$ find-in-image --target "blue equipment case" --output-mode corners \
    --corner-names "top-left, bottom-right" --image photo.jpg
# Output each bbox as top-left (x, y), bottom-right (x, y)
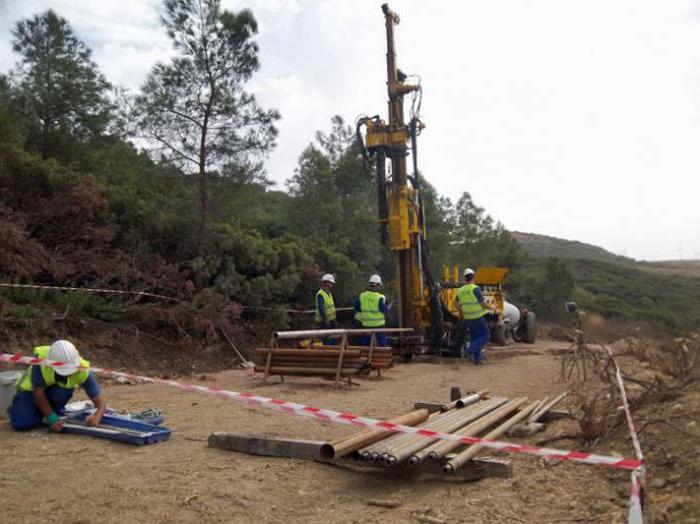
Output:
top-left (62, 413), bottom-right (172, 445)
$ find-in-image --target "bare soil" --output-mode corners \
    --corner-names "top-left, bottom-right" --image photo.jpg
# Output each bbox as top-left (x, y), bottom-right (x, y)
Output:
top-left (0, 337), bottom-right (696, 523)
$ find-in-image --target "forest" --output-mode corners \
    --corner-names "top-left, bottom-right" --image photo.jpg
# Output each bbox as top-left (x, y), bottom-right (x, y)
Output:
top-left (1, 2), bottom-right (694, 335)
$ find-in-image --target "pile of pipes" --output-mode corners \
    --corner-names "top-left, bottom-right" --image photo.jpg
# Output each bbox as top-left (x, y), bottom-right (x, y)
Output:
top-left (255, 348), bottom-right (368, 377)
top-left (318, 345), bottom-right (393, 371)
top-left (322, 390), bottom-right (566, 475)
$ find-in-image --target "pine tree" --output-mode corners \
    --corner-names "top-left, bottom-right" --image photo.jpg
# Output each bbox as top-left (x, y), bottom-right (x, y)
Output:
top-left (135, 0), bottom-right (279, 249)
top-left (12, 9), bottom-right (112, 159)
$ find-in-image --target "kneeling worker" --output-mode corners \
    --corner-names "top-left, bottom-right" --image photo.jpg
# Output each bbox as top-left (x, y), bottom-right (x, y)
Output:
top-left (355, 274), bottom-right (389, 347)
top-left (10, 340), bottom-right (106, 431)
top-left (455, 268), bottom-right (496, 365)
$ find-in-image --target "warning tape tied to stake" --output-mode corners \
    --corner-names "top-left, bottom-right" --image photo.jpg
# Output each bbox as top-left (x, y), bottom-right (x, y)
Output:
top-left (1, 352), bottom-right (642, 472)
top-left (606, 346), bottom-right (646, 524)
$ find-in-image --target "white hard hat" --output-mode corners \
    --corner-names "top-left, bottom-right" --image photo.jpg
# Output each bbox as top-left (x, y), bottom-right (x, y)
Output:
top-left (368, 274), bottom-right (382, 285)
top-left (321, 273), bottom-right (336, 284)
top-left (48, 340), bottom-right (81, 376)
top-left (463, 268), bottom-right (475, 278)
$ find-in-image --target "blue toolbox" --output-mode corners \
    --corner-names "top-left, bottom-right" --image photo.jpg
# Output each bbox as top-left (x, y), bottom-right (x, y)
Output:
top-left (62, 413), bottom-right (172, 445)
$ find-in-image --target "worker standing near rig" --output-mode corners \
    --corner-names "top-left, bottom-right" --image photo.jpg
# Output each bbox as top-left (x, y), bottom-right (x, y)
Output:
top-left (455, 269), bottom-right (495, 365)
top-left (9, 340), bottom-right (106, 431)
top-left (315, 274), bottom-right (337, 344)
top-left (355, 274), bottom-right (389, 347)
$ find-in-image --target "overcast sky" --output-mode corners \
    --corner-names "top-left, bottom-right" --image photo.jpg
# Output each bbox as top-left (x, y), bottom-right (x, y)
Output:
top-left (1, 0), bottom-right (699, 261)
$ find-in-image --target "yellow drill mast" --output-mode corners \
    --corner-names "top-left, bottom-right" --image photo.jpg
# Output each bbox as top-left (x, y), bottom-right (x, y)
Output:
top-left (358, 4), bottom-right (440, 352)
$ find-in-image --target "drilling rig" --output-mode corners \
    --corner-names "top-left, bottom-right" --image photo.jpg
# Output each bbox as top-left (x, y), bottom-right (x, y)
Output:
top-left (356, 4), bottom-right (537, 358)
top-left (356, 3), bottom-right (443, 357)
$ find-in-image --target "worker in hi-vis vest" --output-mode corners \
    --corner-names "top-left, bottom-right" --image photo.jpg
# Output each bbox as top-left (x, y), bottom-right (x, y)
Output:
top-left (9, 340), bottom-right (106, 431)
top-left (315, 273), bottom-right (337, 344)
top-left (354, 274), bottom-right (389, 347)
top-left (455, 268), bottom-right (496, 365)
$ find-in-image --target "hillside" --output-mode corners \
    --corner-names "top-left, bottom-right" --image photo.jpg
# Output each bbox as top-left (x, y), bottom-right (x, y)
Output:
top-left (511, 232), bottom-right (700, 331)
top-left (510, 232), bottom-right (633, 264)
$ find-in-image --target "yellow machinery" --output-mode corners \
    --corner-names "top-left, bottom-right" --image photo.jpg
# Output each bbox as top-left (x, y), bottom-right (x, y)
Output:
top-left (356, 4), bottom-right (440, 354)
top-left (356, 5), bottom-right (532, 355)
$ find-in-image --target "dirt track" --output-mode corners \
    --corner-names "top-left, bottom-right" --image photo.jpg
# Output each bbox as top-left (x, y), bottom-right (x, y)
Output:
top-left (1, 340), bottom-right (636, 523)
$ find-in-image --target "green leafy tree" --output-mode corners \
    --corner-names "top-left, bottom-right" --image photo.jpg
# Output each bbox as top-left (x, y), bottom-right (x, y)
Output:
top-left (135, 0), bottom-right (279, 248)
top-left (11, 10), bottom-right (112, 159)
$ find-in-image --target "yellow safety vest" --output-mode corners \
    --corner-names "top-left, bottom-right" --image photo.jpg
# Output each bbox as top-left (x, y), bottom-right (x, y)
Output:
top-left (457, 284), bottom-right (487, 320)
top-left (16, 346), bottom-right (90, 392)
top-left (355, 291), bottom-right (386, 327)
top-left (314, 289), bottom-right (336, 322)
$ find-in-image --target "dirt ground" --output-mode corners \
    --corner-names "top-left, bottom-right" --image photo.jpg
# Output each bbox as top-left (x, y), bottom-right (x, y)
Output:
top-left (0, 338), bottom-right (687, 523)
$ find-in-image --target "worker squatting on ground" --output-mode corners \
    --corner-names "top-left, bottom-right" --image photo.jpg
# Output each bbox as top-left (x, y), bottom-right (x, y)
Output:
top-left (9, 340), bottom-right (106, 431)
top-left (354, 274), bottom-right (389, 347)
top-left (455, 268), bottom-right (496, 365)
top-left (315, 274), bottom-right (337, 345)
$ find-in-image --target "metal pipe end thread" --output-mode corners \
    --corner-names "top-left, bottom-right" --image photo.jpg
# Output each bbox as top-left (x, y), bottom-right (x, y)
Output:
top-left (408, 456), bottom-right (419, 465)
top-left (360, 451), bottom-right (370, 461)
top-left (385, 456), bottom-right (397, 467)
top-left (370, 452), bottom-right (380, 462)
top-left (443, 464), bottom-right (454, 474)
top-left (428, 452), bottom-right (438, 460)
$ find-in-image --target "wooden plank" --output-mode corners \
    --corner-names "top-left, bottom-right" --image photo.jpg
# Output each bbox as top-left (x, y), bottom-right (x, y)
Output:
top-left (208, 432), bottom-right (327, 461)
top-left (335, 334), bottom-right (348, 389)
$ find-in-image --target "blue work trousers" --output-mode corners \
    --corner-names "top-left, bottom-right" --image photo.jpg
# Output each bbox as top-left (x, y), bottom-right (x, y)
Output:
top-left (464, 317), bottom-right (490, 364)
top-left (9, 386), bottom-right (74, 431)
top-left (359, 332), bottom-right (388, 348)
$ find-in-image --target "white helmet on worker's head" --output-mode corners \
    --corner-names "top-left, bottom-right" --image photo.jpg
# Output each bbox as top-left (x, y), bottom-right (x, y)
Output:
top-left (463, 268), bottom-right (475, 279)
top-left (321, 273), bottom-right (336, 284)
top-left (368, 274), bottom-right (382, 286)
top-left (48, 340), bottom-right (81, 376)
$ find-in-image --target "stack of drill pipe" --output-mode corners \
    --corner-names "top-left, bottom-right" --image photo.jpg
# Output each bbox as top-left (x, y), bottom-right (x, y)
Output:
top-left (321, 408), bottom-right (430, 460)
top-left (443, 400), bottom-right (540, 474)
top-left (358, 391), bottom-right (489, 465)
top-left (417, 397), bottom-right (528, 463)
top-left (356, 390), bottom-right (487, 461)
top-left (254, 348), bottom-right (366, 376)
top-left (381, 397), bottom-right (509, 467)
top-left (319, 345), bottom-right (394, 369)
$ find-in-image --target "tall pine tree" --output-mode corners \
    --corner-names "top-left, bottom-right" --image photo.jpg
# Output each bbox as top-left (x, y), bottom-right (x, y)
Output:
top-left (12, 10), bottom-right (112, 159)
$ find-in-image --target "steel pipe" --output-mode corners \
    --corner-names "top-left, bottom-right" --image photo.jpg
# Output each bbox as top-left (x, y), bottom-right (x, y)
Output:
top-left (443, 400), bottom-right (539, 474)
top-left (321, 408), bottom-right (429, 460)
top-left (274, 328), bottom-right (414, 339)
top-left (383, 398), bottom-right (506, 466)
top-left (408, 397), bottom-right (510, 464)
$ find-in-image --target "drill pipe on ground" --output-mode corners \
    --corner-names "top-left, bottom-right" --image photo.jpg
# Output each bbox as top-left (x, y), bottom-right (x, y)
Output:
top-left (360, 409), bottom-right (450, 461)
top-left (381, 398), bottom-right (507, 467)
top-left (423, 397), bottom-right (528, 462)
top-left (407, 396), bottom-right (511, 464)
top-left (321, 408), bottom-right (430, 460)
top-left (443, 400), bottom-right (539, 474)
top-left (359, 391), bottom-right (487, 461)
top-left (529, 392), bottom-right (567, 422)
top-left (441, 389), bottom-right (490, 412)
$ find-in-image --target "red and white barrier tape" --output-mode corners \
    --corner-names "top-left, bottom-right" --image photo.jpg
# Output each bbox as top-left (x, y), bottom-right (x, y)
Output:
top-left (1, 352), bottom-right (641, 471)
top-left (606, 347), bottom-right (646, 524)
top-left (0, 283), bottom-right (179, 302)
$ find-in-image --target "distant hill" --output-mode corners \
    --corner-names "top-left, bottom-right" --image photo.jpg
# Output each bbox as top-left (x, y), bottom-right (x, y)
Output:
top-left (510, 232), bottom-right (700, 332)
top-left (510, 232), bottom-right (633, 265)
